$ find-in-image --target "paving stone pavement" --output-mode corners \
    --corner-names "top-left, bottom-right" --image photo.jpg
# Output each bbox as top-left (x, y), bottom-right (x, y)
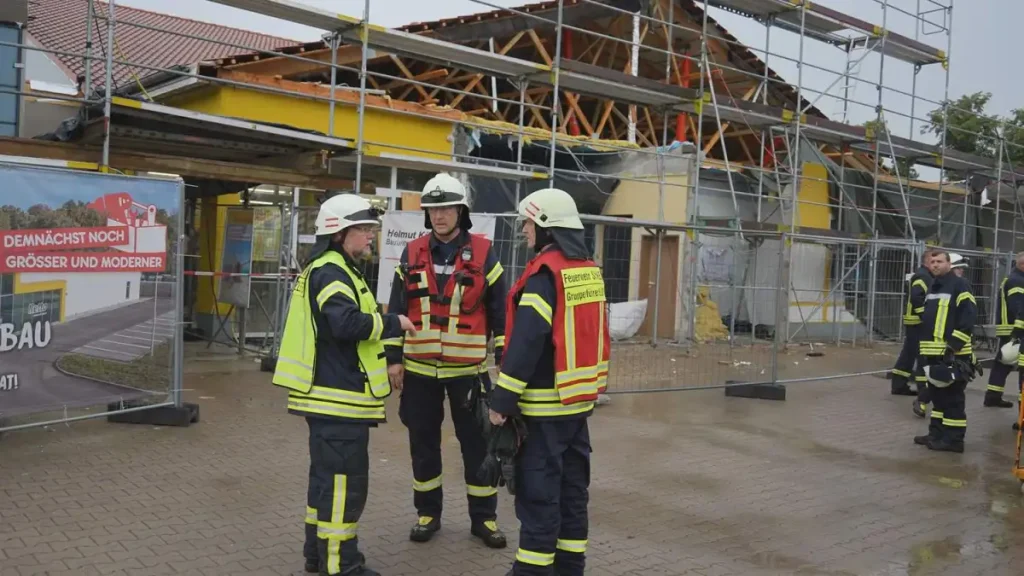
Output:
top-left (2, 352), bottom-right (1024, 576)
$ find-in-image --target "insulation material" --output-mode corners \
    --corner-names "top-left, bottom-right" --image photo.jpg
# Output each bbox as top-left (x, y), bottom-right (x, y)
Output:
top-left (609, 300), bottom-right (647, 341)
top-left (694, 286), bottom-right (729, 343)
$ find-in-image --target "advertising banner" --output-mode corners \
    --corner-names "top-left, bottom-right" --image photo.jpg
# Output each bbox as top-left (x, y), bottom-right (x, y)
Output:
top-left (376, 211), bottom-right (496, 304)
top-left (218, 208), bottom-right (254, 308)
top-left (252, 207), bottom-right (282, 262)
top-left (0, 162), bottom-right (181, 419)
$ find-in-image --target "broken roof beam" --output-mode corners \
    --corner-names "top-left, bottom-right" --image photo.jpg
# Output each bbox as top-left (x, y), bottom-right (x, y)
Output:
top-left (208, 0), bottom-right (693, 108)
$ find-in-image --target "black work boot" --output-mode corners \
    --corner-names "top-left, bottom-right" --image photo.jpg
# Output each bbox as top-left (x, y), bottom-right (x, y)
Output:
top-left (927, 436), bottom-right (965, 453)
top-left (984, 392), bottom-right (1014, 408)
top-left (409, 516), bottom-right (440, 542)
top-left (891, 376), bottom-right (915, 396)
top-left (913, 433), bottom-right (936, 446)
top-left (304, 558), bottom-right (318, 573)
top-left (470, 520), bottom-right (507, 549)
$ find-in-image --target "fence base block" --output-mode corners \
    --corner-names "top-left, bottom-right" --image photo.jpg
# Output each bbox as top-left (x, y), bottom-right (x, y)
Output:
top-left (260, 356), bottom-right (277, 373)
top-left (106, 402), bottom-right (200, 427)
top-left (724, 380), bottom-right (787, 401)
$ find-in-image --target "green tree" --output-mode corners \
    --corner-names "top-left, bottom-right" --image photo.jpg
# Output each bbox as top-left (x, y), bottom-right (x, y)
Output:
top-left (922, 91), bottom-right (1001, 179)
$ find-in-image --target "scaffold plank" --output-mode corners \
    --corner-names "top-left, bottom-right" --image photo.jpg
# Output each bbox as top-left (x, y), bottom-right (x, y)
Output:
top-left (331, 152), bottom-right (549, 180)
top-left (674, 94), bottom-right (1020, 177)
top-left (698, 0), bottom-right (946, 66)
top-left (0, 137), bottom-right (354, 188)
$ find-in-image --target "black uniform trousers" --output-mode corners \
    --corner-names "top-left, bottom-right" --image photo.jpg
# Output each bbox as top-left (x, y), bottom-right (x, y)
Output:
top-left (986, 335), bottom-right (1019, 401)
top-left (892, 325), bottom-right (926, 395)
top-left (398, 372), bottom-right (497, 523)
top-left (512, 418), bottom-right (591, 576)
top-left (926, 378), bottom-right (968, 444)
top-left (305, 417), bottom-right (371, 576)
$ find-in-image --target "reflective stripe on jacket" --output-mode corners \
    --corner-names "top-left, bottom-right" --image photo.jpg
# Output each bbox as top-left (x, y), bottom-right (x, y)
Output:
top-left (918, 271), bottom-right (977, 358)
top-left (903, 266), bottom-right (932, 326)
top-left (996, 268), bottom-right (1024, 337)
top-left (490, 245), bottom-right (610, 420)
top-left (384, 230), bottom-right (506, 380)
top-left (273, 249), bottom-right (398, 423)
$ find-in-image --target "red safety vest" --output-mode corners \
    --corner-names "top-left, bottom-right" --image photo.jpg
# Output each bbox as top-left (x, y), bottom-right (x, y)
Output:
top-left (506, 246), bottom-right (610, 404)
top-left (403, 233), bottom-right (491, 364)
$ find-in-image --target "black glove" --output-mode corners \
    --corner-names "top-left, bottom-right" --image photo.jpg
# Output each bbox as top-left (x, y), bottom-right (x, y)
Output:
top-left (465, 375), bottom-right (491, 437)
top-left (477, 417), bottom-right (528, 495)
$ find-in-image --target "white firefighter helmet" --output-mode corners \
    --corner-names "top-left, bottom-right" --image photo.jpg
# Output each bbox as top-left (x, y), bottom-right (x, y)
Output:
top-left (518, 188), bottom-right (584, 230)
top-left (420, 173), bottom-right (470, 208)
top-left (1000, 339), bottom-right (1020, 366)
top-left (420, 172), bottom-right (472, 230)
top-left (950, 252), bottom-right (968, 270)
top-left (314, 193), bottom-right (382, 236)
top-left (923, 364), bottom-right (955, 388)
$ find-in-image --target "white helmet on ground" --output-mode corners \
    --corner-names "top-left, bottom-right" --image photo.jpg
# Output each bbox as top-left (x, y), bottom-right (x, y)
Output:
top-left (1000, 339), bottom-right (1020, 366)
top-left (518, 188), bottom-right (584, 230)
top-left (421, 172), bottom-right (472, 230)
top-left (314, 193), bottom-right (382, 236)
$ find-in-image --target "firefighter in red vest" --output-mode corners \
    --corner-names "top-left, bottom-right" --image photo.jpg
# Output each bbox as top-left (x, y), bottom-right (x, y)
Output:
top-left (384, 172), bottom-right (508, 548)
top-left (488, 188), bottom-right (610, 576)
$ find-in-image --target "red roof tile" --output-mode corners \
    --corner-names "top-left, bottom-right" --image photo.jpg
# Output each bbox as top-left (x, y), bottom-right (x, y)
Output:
top-left (26, 0), bottom-right (299, 88)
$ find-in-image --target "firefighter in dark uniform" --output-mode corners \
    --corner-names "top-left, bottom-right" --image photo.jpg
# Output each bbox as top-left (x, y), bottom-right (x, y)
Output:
top-left (986, 253), bottom-right (1024, 409)
top-left (913, 249), bottom-right (979, 453)
top-left (385, 172), bottom-right (508, 548)
top-left (488, 188), bottom-right (611, 576)
top-left (892, 250), bottom-right (933, 414)
top-left (273, 193), bottom-right (416, 576)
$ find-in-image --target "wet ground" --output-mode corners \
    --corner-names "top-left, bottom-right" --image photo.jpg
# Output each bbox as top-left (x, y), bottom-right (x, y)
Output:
top-left (1, 342), bottom-right (1023, 575)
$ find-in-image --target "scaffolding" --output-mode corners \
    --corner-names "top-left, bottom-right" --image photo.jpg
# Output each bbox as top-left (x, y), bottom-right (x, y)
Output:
top-left (5, 0), bottom-right (1024, 389)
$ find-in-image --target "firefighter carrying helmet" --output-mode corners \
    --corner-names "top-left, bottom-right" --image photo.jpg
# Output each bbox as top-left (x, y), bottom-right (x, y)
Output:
top-left (518, 188), bottom-right (584, 230)
top-left (421, 173), bottom-right (472, 230)
top-left (1000, 339), bottom-right (1020, 366)
top-left (314, 193), bottom-right (382, 236)
top-left (923, 364), bottom-right (955, 389)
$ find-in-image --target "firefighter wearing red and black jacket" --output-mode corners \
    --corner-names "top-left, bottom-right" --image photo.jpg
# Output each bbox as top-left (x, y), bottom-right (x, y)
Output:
top-left (489, 188), bottom-right (610, 576)
top-left (385, 173), bottom-right (508, 549)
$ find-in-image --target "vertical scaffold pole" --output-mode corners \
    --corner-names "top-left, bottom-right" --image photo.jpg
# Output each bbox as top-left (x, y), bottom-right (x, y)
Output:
top-left (354, 0), bottom-right (371, 194)
top-left (547, 0), bottom-right (565, 187)
top-left (100, 0), bottom-right (117, 170)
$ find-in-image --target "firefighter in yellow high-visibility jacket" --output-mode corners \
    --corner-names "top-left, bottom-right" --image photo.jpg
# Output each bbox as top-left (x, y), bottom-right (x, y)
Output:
top-left (272, 193), bottom-right (416, 576)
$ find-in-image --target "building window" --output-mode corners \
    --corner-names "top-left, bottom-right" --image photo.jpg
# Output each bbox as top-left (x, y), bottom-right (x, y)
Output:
top-left (0, 24), bottom-right (20, 137)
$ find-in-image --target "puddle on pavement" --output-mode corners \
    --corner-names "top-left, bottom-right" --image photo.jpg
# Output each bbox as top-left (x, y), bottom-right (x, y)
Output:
top-left (886, 534), bottom-right (1011, 576)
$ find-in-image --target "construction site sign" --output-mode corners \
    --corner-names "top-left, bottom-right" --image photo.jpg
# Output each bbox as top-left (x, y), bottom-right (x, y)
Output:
top-left (0, 162), bottom-right (180, 420)
top-left (376, 211), bottom-right (496, 304)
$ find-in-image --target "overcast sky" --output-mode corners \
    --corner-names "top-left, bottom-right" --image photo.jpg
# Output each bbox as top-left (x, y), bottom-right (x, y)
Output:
top-left (117, 0), bottom-right (1021, 147)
